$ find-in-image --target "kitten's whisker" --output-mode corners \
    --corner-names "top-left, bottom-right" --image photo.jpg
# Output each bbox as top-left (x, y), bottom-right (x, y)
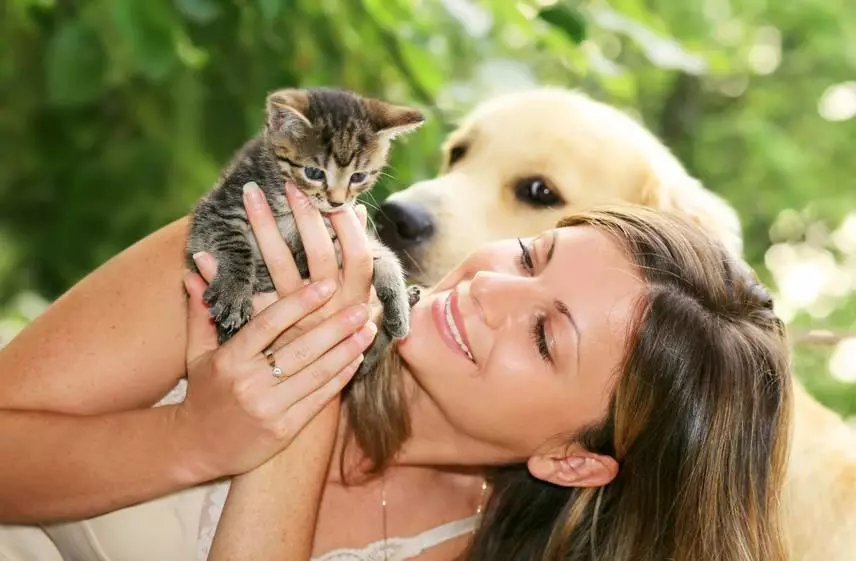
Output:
top-left (399, 247), bottom-right (426, 277)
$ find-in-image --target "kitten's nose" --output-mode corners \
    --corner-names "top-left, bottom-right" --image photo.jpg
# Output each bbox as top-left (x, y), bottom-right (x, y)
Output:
top-left (376, 200), bottom-right (435, 250)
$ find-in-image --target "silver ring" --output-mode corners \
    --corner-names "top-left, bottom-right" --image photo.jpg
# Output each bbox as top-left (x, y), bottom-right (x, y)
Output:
top-left (263, 348), bottom-right (284, 379)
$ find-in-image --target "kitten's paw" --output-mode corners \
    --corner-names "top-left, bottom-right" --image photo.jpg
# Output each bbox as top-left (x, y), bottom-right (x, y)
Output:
top-left (376, 286), bottom-right (410, 339)
top-left (203, 278), bottom-right (253, 341)
top-left (407, 285), bottom-right (422, 308)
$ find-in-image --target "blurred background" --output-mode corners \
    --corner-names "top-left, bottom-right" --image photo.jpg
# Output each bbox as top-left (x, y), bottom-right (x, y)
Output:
top-left (1, 0), bottom-right (854, 415)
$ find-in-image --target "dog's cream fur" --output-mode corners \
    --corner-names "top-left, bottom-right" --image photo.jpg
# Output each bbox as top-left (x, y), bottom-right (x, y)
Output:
top-left (385, 88), bottom-right (856, 560)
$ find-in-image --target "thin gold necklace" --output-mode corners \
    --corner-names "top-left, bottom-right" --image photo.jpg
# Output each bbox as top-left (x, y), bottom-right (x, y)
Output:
top-left (381, 473), bottom-right (488, 561)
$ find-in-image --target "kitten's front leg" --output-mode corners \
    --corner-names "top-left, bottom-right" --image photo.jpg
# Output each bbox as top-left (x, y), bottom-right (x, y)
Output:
top-left (203, 230), bottom-right (256, 344)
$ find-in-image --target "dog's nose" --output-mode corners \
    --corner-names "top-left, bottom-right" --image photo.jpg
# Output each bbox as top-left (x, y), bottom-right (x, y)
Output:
top-left (375, 200), bottom-right (435, 249)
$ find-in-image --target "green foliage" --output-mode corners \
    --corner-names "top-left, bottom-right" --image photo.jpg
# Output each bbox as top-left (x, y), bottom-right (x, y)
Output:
top-left (1, 0), bottom-right (855, 412)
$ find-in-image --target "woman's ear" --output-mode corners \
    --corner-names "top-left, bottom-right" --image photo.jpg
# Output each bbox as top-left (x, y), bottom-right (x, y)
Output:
top-left (527, 449), bottom-right (618, 488)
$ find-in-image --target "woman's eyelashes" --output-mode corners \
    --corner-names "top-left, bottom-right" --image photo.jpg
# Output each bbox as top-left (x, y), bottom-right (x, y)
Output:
top-left (531, 315), bottom-right (553, 363)
top-left (516, 238), bottom-right (553, 364)
top-left (517, 238), bottom-right (534, 272)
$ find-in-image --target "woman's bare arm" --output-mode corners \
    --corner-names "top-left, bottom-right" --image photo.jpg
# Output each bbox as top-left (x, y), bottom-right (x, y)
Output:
top-left (0, 217), bottom-right (207, 522)
top-left (208, 398), bottom-right (340, 560)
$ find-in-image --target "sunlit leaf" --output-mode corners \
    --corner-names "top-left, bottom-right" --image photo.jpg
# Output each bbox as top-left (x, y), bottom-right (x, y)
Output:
top-left (175, 0), bottom-right (222, 24)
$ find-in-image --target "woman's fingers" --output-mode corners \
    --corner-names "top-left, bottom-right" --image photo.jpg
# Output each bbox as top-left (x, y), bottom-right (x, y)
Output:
top-left (184, 272), bottom-right (220, 363)
top-left (227, 279), bottom-right (337, 359)
top-left (266, 320), bottom-right (375, 413)
top-left (328, 202), bottom-right (373, 294)
top-left (276, 356), bottom-right (365, 436)
top-left (286, 182), bottom-right (339, 282)
top-left (242, 181), bottom-right (304, 293)
top-left (265, 305), bottom-right (374, 380)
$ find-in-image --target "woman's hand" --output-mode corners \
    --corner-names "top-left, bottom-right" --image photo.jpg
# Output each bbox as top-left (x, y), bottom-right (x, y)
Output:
top-left (176, 181), bottom-right (376, 480)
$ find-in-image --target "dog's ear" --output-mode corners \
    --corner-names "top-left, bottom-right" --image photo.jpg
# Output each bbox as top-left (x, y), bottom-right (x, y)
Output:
top-left (638, 164), bottom-right (744, 258)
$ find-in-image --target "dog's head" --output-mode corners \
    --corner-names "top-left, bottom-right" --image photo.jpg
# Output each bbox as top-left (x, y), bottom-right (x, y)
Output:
top-left (376, 88), bottom-right (742, 286)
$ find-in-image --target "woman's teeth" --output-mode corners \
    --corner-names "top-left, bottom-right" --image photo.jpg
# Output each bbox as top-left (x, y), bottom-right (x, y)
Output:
top-left (445, 294), bottom-right (474, 361)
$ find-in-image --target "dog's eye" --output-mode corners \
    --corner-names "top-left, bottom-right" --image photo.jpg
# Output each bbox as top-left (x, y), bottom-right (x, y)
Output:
top-left (515, 177), bottom-right (562, 207)
top-left (447, 144), bottom-right (467, 167)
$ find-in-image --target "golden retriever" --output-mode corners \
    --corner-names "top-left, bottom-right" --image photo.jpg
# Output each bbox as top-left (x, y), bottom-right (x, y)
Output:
top-left (375, 87), bottom-right (856, 561)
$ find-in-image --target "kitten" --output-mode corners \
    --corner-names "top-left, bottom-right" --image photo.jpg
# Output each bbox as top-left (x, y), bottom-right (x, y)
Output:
top-left (185, 87), bottom-right (424, 377)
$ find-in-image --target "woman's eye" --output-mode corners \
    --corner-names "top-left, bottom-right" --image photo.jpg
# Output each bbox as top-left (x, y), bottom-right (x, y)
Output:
top-left (530, 315), bottom-right (552, 364)
top-left (517, 238), bottom-right (534, 273)
top-left (303, 166), bottom-right (325, 181)
top-left (350, 172), bottom-right (367, 184)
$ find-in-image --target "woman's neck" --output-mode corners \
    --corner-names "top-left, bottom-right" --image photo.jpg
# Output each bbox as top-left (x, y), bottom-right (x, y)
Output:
top-left (325, 363), bottom-right (503, 485)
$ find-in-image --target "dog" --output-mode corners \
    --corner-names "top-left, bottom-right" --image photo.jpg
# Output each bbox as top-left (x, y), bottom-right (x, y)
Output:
top-left (375, 87), bottom-right (856, 561)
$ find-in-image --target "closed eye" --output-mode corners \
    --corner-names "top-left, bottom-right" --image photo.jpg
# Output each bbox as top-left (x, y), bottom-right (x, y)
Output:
top-left (517, 238), bottom-right (553, 364)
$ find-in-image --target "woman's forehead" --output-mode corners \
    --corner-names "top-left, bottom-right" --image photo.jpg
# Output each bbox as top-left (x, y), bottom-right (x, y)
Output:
top-left (549, 226), bottom-right (645, 368)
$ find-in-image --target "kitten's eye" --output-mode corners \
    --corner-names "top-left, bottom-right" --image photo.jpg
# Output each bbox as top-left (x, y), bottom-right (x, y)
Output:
top-left (303, 166), bottom-right (326, 181)
top-left (350, 172), bottom-right (367, 184)
top-left (514, 176), bottom-right (563, 207)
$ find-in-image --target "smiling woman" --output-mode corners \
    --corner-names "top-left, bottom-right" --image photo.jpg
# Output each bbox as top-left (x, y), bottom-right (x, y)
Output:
top-left (343, 205), bottom-right (792, 561)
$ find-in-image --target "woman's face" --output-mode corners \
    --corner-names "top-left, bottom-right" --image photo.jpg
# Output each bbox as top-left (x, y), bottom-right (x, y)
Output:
top-left (398, 226), bottom-right (645, 463)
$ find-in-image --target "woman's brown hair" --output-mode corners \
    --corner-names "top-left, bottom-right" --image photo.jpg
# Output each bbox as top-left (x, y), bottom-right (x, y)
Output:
top-left (345, 205), bottom-right (793, 561)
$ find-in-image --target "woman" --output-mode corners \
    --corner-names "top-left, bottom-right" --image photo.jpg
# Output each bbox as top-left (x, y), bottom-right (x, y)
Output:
top-left (0, 182), bottom-right (791, 561)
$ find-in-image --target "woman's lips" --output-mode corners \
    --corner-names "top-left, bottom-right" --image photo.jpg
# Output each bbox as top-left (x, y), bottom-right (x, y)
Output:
top-left (432, 290), bottom-right (475, 362)
top-left (449, 288), bottom-right (474, 360)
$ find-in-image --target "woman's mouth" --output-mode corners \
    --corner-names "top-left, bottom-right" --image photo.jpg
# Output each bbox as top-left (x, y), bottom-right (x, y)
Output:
top-left (432, 289), bottom-right (475, 362)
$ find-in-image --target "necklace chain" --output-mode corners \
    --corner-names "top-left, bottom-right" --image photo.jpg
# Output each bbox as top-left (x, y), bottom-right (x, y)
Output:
top-left (381, 474), bottom-right (488, 561)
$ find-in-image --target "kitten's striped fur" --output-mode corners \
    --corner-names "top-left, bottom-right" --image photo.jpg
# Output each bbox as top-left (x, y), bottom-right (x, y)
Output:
top-left (186, 88), bottom-right (424, 377)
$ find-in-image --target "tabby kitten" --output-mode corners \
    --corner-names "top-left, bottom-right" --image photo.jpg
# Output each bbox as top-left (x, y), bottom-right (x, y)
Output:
top-left (186, 88), bottom-right (424, 377)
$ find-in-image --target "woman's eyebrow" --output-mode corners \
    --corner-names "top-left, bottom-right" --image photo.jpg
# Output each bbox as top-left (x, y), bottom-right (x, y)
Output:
top-left (555, 299), bottom-right (581, 370)
top-left (539, 231), bottom-right (580, 368)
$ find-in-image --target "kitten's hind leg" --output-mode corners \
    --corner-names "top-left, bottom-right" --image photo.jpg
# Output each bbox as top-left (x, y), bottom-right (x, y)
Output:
top-left (356, 284), bottom-right (421, 378)
top-left (370, 240), bottom-right (410, 339)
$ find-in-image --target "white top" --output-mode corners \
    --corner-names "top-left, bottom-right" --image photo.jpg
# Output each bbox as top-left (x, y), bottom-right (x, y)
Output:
top-left (311, 515), bottom-right (480, 561)
top-left (156, 380), bottom-right (479, 561)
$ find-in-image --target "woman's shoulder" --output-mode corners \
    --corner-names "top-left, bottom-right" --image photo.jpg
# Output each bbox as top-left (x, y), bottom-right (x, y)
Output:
top-left (0, 217), bottom-right (192, 414)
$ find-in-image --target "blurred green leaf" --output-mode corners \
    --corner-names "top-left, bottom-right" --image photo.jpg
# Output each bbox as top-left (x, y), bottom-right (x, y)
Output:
top-left (258, 0), bottom-right (282, 22)
top-left (538, 3), bottom-right (587, 44)
top-left (46, 20), bottom-right (107, 106)
top-left (112, 0), bottom-right (178, 80)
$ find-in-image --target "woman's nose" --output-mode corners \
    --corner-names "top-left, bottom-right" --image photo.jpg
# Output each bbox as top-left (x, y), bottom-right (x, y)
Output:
top-left (469, 270), bottom-right (538, 328)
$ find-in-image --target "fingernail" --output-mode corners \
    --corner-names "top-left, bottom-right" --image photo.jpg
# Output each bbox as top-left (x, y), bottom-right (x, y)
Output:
top-left (286, 181), bottom-right (306, 200)
top-left (192, 252), bottom-right (206, 267)
top-left (358, 321), bottom-right (378, 343)
top-left (242, 182), bottom-right (264, 210)
top-left (348, 305), bottom-right (369, 325)
top-left (313, 279), bottom-right (336, 298)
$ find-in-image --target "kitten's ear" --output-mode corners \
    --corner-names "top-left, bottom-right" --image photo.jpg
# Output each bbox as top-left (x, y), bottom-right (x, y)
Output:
top-left (266, 89), bottom-right (313, 139)
top-left (368, 100), bottom-right (425, 140)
